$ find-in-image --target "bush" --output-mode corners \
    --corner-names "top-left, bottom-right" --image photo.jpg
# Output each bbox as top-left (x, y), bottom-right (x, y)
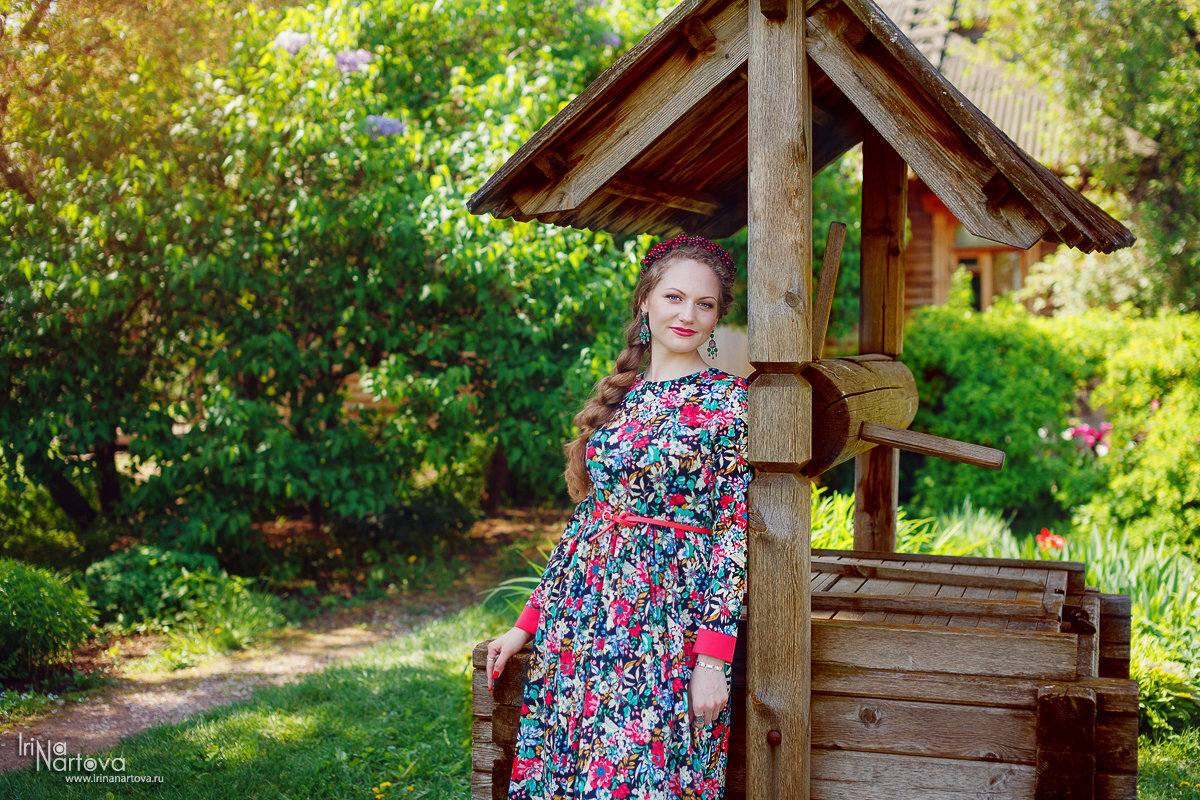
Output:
top-left (0, 559), bottom-right (96, 679)
top-left (83, 545), bottom-right (222, 628)
top-left (901, 300), bottom-right (1089, 524)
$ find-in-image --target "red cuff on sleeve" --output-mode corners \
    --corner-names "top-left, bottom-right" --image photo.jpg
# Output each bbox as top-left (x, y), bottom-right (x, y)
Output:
top-left (515, 603), bottom-right (541, 635)
top-left (693, 628), bottom-right (736, 663)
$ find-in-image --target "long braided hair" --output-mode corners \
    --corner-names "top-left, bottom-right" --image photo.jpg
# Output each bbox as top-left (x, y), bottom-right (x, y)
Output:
top-left (563, 242), bottom-right (737, 502)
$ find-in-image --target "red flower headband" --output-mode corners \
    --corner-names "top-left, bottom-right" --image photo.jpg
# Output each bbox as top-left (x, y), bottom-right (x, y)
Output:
top-left (640, 233), bottom-right (736, 275)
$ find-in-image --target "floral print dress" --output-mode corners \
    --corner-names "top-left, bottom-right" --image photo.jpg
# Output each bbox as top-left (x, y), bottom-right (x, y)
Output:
top-left (507, 367), bottom-right (751, 800)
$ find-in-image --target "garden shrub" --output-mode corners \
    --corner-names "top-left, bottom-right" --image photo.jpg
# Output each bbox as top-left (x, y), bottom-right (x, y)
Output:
top-left (900, 300), bottom-right (1089, 524)
top-left (83, 545), bottom-right (221, 627)
top-left (0, 559), bottom-right (96, 679)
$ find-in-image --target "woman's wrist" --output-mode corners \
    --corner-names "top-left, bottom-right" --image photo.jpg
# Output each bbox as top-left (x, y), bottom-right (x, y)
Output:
top-left (695, 654), bottom-right (727, 670)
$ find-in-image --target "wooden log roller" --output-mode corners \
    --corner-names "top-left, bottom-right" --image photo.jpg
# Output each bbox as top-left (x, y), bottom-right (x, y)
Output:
top-left (802, 221), bottom-right (1006, 478)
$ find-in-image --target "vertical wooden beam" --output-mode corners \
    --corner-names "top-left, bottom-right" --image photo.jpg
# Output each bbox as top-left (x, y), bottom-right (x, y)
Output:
top-left (748, 0), bottom-right (812, 798)
top-left (854, 127), bottom-right (907, 552)
top-left (1035, 686), bottom-right (1097, 800)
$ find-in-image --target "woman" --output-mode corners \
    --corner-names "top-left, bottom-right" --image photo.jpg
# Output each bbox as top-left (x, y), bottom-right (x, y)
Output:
top-left (486, 233), bottom-right (751, 799)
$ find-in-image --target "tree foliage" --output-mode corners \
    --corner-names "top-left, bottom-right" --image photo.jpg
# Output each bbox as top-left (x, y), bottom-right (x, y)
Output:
top-left (0, 0), bottom-right (676, 567)
top-left (968, 0), bottom-right (1200, 311)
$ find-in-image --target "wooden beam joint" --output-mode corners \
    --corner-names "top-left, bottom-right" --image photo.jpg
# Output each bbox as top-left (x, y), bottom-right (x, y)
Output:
top-left (760, 0), bottom-right (788, 21)
top-left (681, 17), bottom-right (718, 53)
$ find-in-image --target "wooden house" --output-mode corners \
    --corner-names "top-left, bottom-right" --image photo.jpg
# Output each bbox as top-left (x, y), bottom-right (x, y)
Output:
top-left (467, 0), bottom-right (1138, 796)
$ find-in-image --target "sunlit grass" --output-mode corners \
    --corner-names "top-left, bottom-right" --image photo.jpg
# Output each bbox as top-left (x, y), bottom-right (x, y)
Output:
top-left (0, 601), bottom-right (513, 799)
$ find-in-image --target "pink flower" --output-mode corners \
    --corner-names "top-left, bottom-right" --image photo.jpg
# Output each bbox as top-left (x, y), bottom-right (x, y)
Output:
top-left (1150, 399), bottom-right (1161, 411)
top-left (589, 758), bottom-right (616, 789)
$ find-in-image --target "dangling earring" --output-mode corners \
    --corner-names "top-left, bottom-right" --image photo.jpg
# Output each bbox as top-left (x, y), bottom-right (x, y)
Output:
top-left (638, 313), bottom-right (650, 345)
top-left (706, 330), bottom-right (718, 359)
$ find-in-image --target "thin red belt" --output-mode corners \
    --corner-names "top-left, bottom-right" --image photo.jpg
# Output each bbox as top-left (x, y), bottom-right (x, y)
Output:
top-left (587, 507), bottom-right (712, 553)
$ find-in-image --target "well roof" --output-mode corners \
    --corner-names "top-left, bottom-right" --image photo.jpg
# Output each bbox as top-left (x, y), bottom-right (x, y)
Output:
top-left (467, 0), bottom-right (1134, 253)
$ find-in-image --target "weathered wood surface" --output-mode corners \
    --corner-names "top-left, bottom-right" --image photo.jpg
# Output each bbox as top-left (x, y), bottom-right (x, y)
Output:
top-left (512, 0), bottom-right (749, 216)
top-left (812, 221), bottom-right (846, 361)
top-left (803, 359), bottom-right (917, 476)
top-left (746, 0), bottom-right (814, 797)
top-left (812, 592), bottom-right (1054, 620)
top-left (1035, 685), bottom-right (1097, 800)
top-left (810, 557), bottom-right (1047, 592)
top-left (852, 126), bottom-right (906, 552)
top-left (474, 619), bottom-right (1136, 800)
top-left (812, 548), bottom-right (1087, 593)
top-left (1098, 594), bottom-right (1132, 680)
top-left (812, 619), bottom-right (1078, 679)
top-left (835, 0), bottom-right (1132, 253)
top-left (860, 420), bottom-right (1007, 469)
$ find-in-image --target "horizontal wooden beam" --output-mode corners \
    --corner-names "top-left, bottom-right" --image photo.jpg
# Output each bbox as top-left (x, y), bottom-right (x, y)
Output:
top-left (813, 592), bottom-right (1054, 620)
top-left (603, 174), bottom-right (722, 215)
top-left (860, 421), bottom-right (1006, 470)
top-left (812, 618), bottom-right (1079, 679)
top-left (811, 557), bottom-right (1047, 592)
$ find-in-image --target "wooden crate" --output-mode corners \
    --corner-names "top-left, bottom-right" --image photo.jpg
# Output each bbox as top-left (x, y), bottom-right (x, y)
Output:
top-left (473, 551), bottom-right (1138, 800)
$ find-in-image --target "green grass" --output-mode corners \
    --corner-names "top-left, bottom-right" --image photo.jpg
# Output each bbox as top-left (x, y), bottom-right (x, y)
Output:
top-left (1140, 729), bottom-right (1200, 799)
top-left (0, 599), bottom-right (514, 799)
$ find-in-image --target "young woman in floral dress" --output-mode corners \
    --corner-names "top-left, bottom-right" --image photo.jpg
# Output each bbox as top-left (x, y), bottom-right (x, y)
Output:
top-left (486, 234), bottom-right (751, 800)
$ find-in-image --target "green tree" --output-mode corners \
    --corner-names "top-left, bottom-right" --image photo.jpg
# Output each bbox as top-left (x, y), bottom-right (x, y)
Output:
top-left (968, 0), bottom-right (1200, 311)
top-left (1, 0), bottom-right (677, 566)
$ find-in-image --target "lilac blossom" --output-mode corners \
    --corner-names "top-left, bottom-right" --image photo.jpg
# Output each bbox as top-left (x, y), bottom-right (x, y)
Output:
top-left (365, 115), bottom-right (407, 138)
top-left (600, 31), bottom-right (622, 48)
top-left (335, 48), bottom-right (373, 74)
top-left (274, 31), bottom-right (311, 55)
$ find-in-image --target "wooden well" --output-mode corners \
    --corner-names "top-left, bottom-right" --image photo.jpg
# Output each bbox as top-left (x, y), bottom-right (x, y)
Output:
top-left (474, 551), bottom-right (1137, 800)
top-left (466, 0), bottom-right (1139, 795)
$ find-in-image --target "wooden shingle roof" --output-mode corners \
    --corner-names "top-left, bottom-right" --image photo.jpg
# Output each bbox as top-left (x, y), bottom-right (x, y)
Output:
top-left (467, 0), bottom-right (1134, 253)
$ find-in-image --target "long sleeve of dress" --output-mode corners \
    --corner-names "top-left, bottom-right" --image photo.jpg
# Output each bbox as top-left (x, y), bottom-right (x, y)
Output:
top-left (514, 494), bottom-right (595, 634)
top-left (692, 379), bottom-right (751, 663)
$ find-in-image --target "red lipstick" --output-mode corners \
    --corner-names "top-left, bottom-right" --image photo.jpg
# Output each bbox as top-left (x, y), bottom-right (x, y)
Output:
top-left (669, 327), bottom-right (696, 337)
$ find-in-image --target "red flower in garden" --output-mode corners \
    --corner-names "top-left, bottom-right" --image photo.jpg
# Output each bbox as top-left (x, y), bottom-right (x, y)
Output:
top-left (1036, 528), bottom-right (1066, 551)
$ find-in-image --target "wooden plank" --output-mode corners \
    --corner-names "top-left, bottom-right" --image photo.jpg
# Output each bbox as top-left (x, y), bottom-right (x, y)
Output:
top-left (812, 618), bottom-right (1079, 679)
top-left (1075, 591), bottom-right (1101, 677)
top-left (812, 548), bottom-right (1087, 578)
top-left (854, 128), bottom-right (906, 558)
top-left (469, 0), bottom-right (732, 212)
top-left (1036, 685), bottom-right (1097, 800)
top-left (1095, 773), bottom-right (1137, 800)
top-left (859, 127), bottom-right (907, 358)
top-left (805, 2), bottom-right (1049, 250)
top-left (1096, 713), bottom-right (1138, 774)
top-left (747, 471), bottom-right (812, 800)
top-left (860, 421), bottom-right (1007, 469)
top-left (812, 694), bottom-right (1036, 763)
top-left (812, 592), bottom-right (1053, 620)
top-left (812, 221), bottom-right (846, 361)
top-left (810, 750), bottom-right (1035, 800)
top-left (746, 10), bottom-right (815, 785)
top-left (512, 0), bottom-right (750, 215)
top-left (836, 0), bottom-right (1134, 254)
top-left (881, 570), bottom-right (936, 626)
top-left (811, 557), bottom-right (1048, 592)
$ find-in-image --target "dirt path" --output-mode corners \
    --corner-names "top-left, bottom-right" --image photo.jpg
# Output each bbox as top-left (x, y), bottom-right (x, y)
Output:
top-left (0, 509), bottom-right (568, 774)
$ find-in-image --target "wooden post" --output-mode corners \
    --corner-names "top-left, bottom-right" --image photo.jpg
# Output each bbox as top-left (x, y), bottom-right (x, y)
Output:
top-left (747, 0), bottom-right (812, 798)
top-left (854, 127), bottom-right (907, 551)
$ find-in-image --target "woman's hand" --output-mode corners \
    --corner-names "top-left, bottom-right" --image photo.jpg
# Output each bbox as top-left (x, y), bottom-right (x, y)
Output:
top-left (486, 626), bottom-right (533, 692)
top-left (687, 656), bottom-right (729, 727)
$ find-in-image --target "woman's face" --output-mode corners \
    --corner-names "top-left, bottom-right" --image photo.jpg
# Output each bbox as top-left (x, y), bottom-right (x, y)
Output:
top-left (639, 257), bottom-right (722, 358)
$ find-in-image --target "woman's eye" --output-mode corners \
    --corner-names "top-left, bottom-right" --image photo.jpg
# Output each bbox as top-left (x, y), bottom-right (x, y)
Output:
top-left (699, 302), bottom-right (714, 310)
top-left (666, 293), bottom-right (681, 301)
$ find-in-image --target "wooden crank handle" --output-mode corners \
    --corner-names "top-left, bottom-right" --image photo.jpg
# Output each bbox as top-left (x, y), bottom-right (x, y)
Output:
top-left (859, 421), bottom-right (1006, 470)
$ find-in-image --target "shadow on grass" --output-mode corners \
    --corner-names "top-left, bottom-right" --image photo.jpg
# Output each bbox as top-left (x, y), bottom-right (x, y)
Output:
top-left (0, 599), bottom-right (516, 800)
